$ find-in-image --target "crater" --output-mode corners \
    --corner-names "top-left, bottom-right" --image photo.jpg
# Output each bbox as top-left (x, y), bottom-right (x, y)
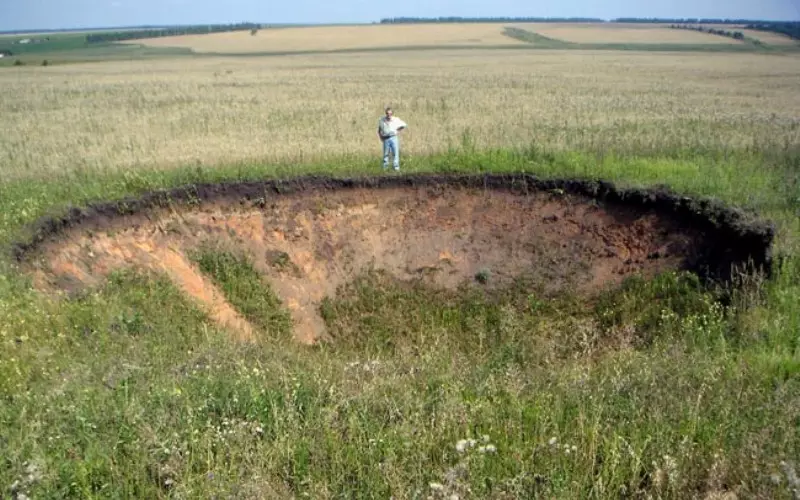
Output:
top-left (14, 174), bottom-right (774, 343)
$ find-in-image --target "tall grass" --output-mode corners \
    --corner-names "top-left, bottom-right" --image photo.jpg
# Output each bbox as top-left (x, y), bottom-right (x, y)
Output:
top-left (1, 50), bottom-right (798, 182)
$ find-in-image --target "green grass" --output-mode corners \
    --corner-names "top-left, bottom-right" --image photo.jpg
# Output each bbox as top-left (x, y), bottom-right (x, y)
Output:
top-left (192, 246), bottom-right (293, 339)
top-left (1, 146), bottom-right (799, 498)
top-left (0, 31), bottom-right (194, 66)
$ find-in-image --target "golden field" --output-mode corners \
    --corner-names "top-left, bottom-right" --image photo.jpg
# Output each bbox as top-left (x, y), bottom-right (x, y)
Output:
top-left (1, 49), bottom-right (799, 181)
top-left (134, 23), bottom-right (525, 54)
top-left (700, 25), bottom-right (800, 45)
top-left (519, 23), bottom-right (744, 44)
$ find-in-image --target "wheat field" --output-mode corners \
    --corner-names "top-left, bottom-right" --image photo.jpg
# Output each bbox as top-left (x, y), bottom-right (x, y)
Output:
top-left (700, 25), bottom-right (800, 45)
top-left (1, 49), bottom-right (798, 182)
top-left (134, 24), bottom-right (525, 54)
top-left (519, 23), bottom-right (745, 44)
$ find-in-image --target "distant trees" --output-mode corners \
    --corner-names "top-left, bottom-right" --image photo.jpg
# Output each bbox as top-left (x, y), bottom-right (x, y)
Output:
top-left (746, 22), bottom-right (800, 41)
top-left (377, 18), bottom-right (799, 40)
top-left (618, 19), bottom-right (799, 41)
top-left (669, 24), bottom-right (748, 42)
top-left (85, 23), bottom-right (261, 43)
top-left (615, 18), bottom-right (758, 24)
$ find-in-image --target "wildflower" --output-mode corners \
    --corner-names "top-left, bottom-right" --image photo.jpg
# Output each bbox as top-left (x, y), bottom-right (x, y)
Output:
top-left (449, 495), bottom-right (460, 500)
top-left (456, 438), bottom-right (476, 453)
top-left (482, 435), bottom-right (490, 443)
top-left (548, 437), bottom-right (558, 446)
top-left (478, 444), bottom-right (497, 453)
top-left (429, 482), bottom-right (444, 491)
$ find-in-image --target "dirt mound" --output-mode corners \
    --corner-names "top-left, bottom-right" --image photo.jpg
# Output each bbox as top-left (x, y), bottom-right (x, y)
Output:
top-left (14, 174), bottom-right (775, 343)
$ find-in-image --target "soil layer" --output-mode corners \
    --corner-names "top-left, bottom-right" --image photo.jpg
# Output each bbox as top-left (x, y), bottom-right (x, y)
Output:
top-left (13, 174), bottom-right (775, 343)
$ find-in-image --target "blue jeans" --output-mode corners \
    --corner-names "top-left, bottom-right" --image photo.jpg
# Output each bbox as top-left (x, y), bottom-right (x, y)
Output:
top-left (382, 136), bottom-right (399, 170)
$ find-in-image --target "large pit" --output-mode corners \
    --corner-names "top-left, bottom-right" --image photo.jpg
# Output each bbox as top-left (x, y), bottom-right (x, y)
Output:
top-left (14, 174), bottom-right (774, 343)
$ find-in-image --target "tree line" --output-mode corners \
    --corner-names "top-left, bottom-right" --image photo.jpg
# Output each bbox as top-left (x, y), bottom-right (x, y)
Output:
top-left (746, 22), bottom-right (800, 41)
top-left (669, 24), bottom-right (747, 41)
top-left (85, 23), bottom-right (260, 43)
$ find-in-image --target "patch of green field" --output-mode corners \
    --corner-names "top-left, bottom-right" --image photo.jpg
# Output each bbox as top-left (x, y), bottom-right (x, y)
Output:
top-left (1, 145), bottom-right (799, 497)
top-left (0, 32), bottom-right (193, 66)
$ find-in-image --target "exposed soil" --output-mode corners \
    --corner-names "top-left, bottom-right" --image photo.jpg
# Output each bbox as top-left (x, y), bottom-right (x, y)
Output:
top-left (15, 174), bottom-right (774, 344)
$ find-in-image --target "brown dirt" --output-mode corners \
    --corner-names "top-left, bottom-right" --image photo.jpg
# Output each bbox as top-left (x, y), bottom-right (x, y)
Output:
top-left (26, 184), bottom-right (700, 344)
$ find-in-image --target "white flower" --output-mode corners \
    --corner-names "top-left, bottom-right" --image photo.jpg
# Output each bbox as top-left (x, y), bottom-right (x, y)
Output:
top-left (478, 444), bottom-right (497, 453)
top-left (449, 495), bottom-right (460, 500)
top-left (548, 437), bottom-right (558, 446)
top-left (429, 482), bottom-right (444, 491)
top-left (482, 434), bottom-right (490, 442)
top-left (456, 438), bottom-right (477, 453)
top-left (571, 445), bottom-right (577, 452)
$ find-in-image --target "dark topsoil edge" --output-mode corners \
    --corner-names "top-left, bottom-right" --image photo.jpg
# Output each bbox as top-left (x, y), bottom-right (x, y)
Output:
top-left (10, 173), bottom-right (776, 284)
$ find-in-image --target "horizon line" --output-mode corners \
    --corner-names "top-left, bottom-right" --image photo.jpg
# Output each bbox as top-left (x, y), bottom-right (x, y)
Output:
top-left (2, 17), bottom-right (799, 35)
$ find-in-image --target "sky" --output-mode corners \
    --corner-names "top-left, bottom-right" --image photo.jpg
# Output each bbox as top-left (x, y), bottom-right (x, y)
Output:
top-left (1, 0), bottom-right (798, 32)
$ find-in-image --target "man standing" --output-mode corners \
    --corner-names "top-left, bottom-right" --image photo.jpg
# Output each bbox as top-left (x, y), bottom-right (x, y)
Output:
top-left (377, 107), bottom-right (407, 171)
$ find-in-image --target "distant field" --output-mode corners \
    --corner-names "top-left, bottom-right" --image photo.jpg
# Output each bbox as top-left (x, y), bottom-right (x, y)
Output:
top-left (135, 24), bottom-right (525, 54)
top-left (1, 49), bottom-right (798, 182)
top-left (519, 23), bottom-right (744, 44)
top-left (700, 25), bottom-right (800, 45)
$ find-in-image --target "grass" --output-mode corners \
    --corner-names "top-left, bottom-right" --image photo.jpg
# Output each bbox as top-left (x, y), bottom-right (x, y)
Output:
top-left (192, 246), bottom-right (293, 339)
top-left (1, 50), bottom-right (799, 182)
top-left (0, 45), bottom-right (799, 498)
top-left (0, 32), bottom-right (194, 67)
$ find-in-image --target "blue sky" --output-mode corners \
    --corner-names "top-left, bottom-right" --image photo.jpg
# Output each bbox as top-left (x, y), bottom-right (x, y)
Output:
top-left (1, 0), bottom-right (798, 31)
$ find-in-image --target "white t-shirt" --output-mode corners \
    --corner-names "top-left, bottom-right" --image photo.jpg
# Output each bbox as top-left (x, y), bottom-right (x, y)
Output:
top-left (378, 116), bottom-right (407, 138)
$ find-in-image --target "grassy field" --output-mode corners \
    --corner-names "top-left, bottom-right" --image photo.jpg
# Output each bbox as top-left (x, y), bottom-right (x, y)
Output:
top-left (1, 50), bottom-right (799, 183)
top-left (0, 32), bottom-right (192, 67)
top-left (1, 41), bottom-right (800, 498)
